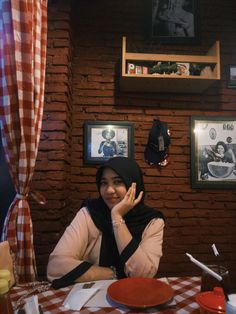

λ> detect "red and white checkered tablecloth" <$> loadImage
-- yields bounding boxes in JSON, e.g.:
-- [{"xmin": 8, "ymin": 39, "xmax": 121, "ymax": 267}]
[{"xmin": 10, "ymin": 277, "xmax": 201, "ymax": 314}]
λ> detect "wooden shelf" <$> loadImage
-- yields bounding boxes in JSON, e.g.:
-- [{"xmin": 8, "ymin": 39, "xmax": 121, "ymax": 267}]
[{"xmin": 120, "ymin": 37, "xmax": 221, "ymax": 93}]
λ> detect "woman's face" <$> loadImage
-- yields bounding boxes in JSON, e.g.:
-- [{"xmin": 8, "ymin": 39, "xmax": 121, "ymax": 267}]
[
  {"xmin": 99, "ymin": 168, "xmax": 127, "ymax": 209},
  {"xmin": 217, "ymin": 144, "xmax": 225, "ymax": 155}
]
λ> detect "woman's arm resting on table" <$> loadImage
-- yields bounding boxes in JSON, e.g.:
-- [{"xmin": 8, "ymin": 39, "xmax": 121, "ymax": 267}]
[
  {"xmin": 116, "ymin": 218, "xmax": 165, "ymax": 278},
  {"xmin": 47, "ymin": 207, "xmax": 114, "ymax": 283}
]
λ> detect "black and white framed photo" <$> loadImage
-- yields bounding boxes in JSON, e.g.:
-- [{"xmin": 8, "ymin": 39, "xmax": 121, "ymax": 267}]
[
  {"xmin": 83, "ymin": 121, "xmax": 134, "ymax": 164},
  {"xmin": 191, "ymin": 116, "xmax": 236, "ymax": 189},
  {"xmin": 227, "ymin": 64, "xmax": 236, "ymax": 88},
  {"xmin": 146, "ymin": 0, "xmax": 199, "ymax": 44}
]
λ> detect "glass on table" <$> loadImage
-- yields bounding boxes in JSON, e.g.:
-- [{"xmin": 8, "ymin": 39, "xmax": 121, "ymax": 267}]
[{"xmin": 200, "ymin": 264, "xmax": 229, "ymax": 292}]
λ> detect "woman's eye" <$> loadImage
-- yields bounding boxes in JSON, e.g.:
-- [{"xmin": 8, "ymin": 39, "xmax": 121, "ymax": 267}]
[
  {"xmin": 113, "ymin": 180, "xmax": 123, "ymax": 185},
  {"xmin": 100, "ymin": 181, "xmax": 107, "ymax": 186}
]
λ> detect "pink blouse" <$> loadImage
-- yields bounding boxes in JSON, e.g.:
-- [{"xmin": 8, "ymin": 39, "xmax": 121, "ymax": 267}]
[{"xmin": 47, "ymin": 207, "xmax": 164, "ymax": 282}]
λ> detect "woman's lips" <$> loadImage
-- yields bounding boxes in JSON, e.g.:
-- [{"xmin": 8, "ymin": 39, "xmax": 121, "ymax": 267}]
[
  {"xmin": 105, "ymin": 197, "xmax": 120, "ymax": 206},
  {"xmin": 106, "ymin": 197, "xmax": 119, "ymax": 202}
]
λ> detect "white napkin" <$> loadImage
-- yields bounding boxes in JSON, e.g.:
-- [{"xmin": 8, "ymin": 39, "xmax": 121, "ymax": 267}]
[
  {"xmin": 23, "ymin": 295, "xmax": 40, "ymax": 314},
  {"xmin": 84, "ymin": 280, "xmax": 116, "ymax": 307},
  {"xmin": 63, "ymin": 285, "xmax": 98, "ymax": 311}
]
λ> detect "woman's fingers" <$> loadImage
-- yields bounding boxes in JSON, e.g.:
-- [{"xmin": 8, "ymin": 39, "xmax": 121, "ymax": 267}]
[
  {"xmin": 126, "ymin": 183, "xmax": 143, "ymax": 206},
  {"xmin": 130, "ymin": 183, "xmax": 136, "ymax": 200},
  {"xmin": 126, "ymin": 183, "xmax": 136, "ymax": 201},
  {"xmin": 112, "ymin": 183, "xmax": 143, "ymax": 216},
  {"xmin": 133, "ymin": 191, "xmax": 143, "ymax": 206}
]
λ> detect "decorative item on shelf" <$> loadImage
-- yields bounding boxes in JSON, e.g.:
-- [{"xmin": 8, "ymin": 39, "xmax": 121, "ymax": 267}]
[
  {"xmin": 142, "ymin": 66, "xmax": 149, "ymax": 74},
  {"xmin": 127, "ymin": 63, "xmax": 150, "ymax": 75},
  {"xmin": 189, "ymin": 63, "xmax": 202, "ymax": 76},
  {"xmin": 149, "ymin": 61, "xmax": 177, "ymax": 75},
  {"xmin": 127, "ymin": 63, "xmax": 135, "ymax": 74},
  {"xmin": 189, "ymin": 63, "xmax": 215, "ymax": 76},
  {"xmin": 176, "ymin": 63, "xmax": 190, "ymax": 76},
  {"xmin": 135, "ymin": 65, "xmax": 142, "ymax": 74},
  {"xmin": 200, "ymin": 66, "xmax": 213, "ymax": 77}
]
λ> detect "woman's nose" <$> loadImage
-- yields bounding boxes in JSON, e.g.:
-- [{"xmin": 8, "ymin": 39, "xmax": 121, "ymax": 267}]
[{"xmin": 106, "ymin": 184, "xmax": 116, "ymax": 193}]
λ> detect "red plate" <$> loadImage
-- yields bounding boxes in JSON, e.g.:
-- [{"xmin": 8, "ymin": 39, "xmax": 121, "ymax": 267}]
[{"xmin": 107, "ymin": 277, "xmax": 174, "ymax": 309}]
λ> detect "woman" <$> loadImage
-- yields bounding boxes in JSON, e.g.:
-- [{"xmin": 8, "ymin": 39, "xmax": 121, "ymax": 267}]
[
  {"xmin": 213, "ymin": 141, "xmax": 236, "ymax": 163},
  {"xmin": 200, "ymin": 141, "xmax": 236, "ymax": 179},
  {"xmin": 47, "ymin": 157, "xmax": 165, "ymax": 288}
]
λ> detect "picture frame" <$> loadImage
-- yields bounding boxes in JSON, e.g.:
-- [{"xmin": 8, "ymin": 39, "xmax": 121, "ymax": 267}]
[
  {"xmin": 83, "ymin": 121, "xmax": 134, "ymax": 164},
  {"xmin": 227, "ymin": 64, "xmax": 236, "ymax": 88},
  {"xmin": 146, "ymin": 0, "xmax": 199, "ymax": 44},
  {"xmin": 190, "ymin": 116, "xmax": 236, "ymax": 189}
]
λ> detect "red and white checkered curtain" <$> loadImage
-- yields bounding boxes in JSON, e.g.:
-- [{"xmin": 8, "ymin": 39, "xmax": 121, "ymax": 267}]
[{"xmin": 0, "ymin": 0, "xmax": 47, "ymax": 282}]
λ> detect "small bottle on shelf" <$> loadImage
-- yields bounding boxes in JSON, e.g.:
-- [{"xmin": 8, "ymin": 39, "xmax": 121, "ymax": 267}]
[{"xmin": 0, "ymin": 278, "xmax": 14, "ymax": 314}]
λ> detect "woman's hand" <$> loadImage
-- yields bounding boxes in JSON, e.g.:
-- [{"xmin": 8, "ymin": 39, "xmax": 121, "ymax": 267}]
[
  {"xmin": 111, "ymin": 183, "xmax": 143, "ymax": 218},
  {"xmin": 214, "ymin": 152, "xmax": 224, "ymax": 159}
]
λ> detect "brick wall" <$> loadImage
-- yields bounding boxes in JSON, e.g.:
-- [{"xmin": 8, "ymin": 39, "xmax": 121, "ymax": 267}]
[
  {"xmin": 31, "ymin": 0, "xmax": 236, "ymax": 283},
  {"xmin": 31, "ymin": 1, "xmax": 74, "ymax": 276}
]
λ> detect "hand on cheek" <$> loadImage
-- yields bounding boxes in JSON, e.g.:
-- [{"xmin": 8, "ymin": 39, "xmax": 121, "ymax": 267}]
[{"xmin": 111, "ymin": 182, "xmax": 143, "ymax": 218}]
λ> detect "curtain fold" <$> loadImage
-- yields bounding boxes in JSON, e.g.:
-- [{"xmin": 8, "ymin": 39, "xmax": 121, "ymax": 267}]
[{"xmin": 0, "ymin": 0, "xmax": 47, "ymax": 282}]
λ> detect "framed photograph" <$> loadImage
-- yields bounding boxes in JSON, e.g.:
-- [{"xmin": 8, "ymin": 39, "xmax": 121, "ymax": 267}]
[
  {"xmin": 190, "ymin": 116, "xmax": 236, "ymax": 189},
  {"xmin": 227, "ymin": 65, "xmax": 236, "ymax": 88},
  {"xmin": 83, "ymin": 121, "xmax": 134, "ymax": 164},
  {"xmin": 146, "ymin": 0, "xmax": 199, "ymax": 44}
]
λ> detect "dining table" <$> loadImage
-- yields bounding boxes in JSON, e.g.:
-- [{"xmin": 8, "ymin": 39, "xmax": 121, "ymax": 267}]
[{"xmin": 10, "ymin": 276, "xmax": 201, "ymax": 314}]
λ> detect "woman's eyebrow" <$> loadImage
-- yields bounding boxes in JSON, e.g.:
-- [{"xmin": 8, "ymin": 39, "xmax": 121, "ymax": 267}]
[
  {"xmin": 112, "ymin": 176, "xmax": 122, "ymax": 180},
  {"xmin": 101, "ymin": 175, "xmax": 121, "ymax": 180}
]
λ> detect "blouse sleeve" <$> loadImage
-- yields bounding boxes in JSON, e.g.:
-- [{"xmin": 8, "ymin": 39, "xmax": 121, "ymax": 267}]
[
  {"xmin": 47, "ymin": 207, "xmax": 99, "ymax": 281},
  {"xmin": 123, "ymin": 218, "xmax": 165, "ymax": 278}
]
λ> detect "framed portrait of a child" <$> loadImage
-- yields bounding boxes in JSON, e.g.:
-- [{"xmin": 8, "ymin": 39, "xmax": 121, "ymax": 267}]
[{"xmin": 83, "ymin": 121, "xmax": 134, "ymax": 164}]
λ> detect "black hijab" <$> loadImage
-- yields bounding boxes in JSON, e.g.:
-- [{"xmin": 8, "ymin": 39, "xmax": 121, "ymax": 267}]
[{"xmin": 83, "ymin": 157, "xmax": 164, "ymax": 277}]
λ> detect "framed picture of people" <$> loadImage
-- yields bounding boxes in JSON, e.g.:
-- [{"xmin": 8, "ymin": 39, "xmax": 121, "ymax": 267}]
[
  {"xmin": 227, "ymin": 64, "xmax": 236, "ymax": 88},
  {"xmin": 146, "ymin": 0, "xmax": 199, "ymax": 44},
  {"xmin": 191, "ymin": 116, "xmax": 236, "ymax": 189},
  {"xmin": 83, "ymin": 121, "xmax": 134, "ymax": 164}
]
